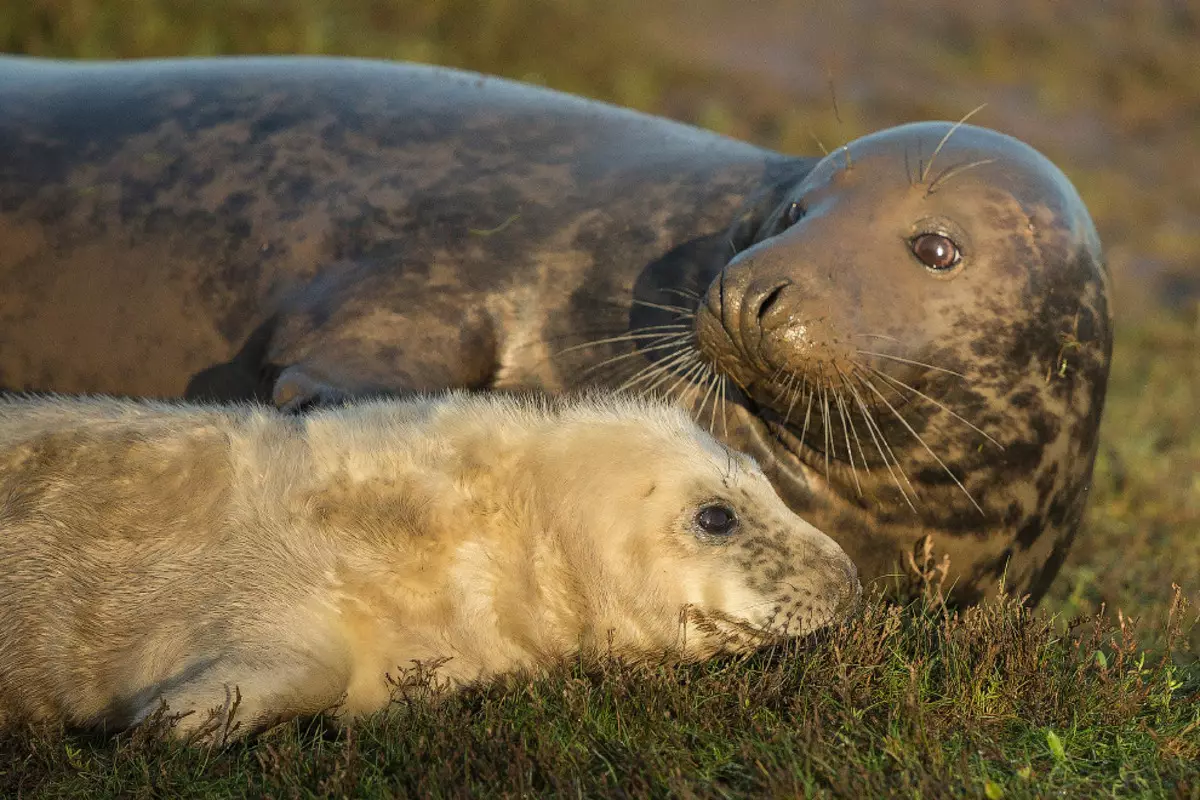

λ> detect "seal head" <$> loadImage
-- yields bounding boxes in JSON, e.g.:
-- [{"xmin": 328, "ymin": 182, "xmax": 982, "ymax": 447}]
[
  {"xmin": 528, "ymin": 397, "xmax": 862, "ymax": 653},
  {"xmin": 692, "ymin": 122, "xmax": 1112, "ymax": 603}
]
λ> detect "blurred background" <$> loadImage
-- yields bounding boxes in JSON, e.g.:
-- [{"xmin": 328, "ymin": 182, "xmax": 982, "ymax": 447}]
[{"xmin": 2, "ymin": 0, "xmax": 1197, "ymax": 651}]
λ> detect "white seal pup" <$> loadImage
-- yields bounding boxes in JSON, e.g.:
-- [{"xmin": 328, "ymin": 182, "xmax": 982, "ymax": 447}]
[{"xmin": 0, "ymin": 392, "xmax": 860, "ymax": 741}]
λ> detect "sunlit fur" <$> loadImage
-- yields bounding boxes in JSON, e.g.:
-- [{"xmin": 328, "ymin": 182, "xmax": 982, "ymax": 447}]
[{"xmin": 0, "ymin": 392, "xmax": 859, "ymax": 741}]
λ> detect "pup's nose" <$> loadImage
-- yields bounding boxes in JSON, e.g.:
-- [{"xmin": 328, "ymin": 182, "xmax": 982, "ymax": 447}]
[
  {"xmin": 834, "ymin": 563, "xmax": 864, "ymax": 619},
  {"xmin": 822, "ymin": 546, "xmax": 863, "ymax": 621}
]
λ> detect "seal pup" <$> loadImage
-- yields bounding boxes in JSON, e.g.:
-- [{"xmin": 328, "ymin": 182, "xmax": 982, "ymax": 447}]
[
  {"xmin": 0, "ymin": 57, "xmax": 1111, "ymax": 603},
  {"xmin": 0, "ymin": 392, "xmax": 860, "ymax": 741}
]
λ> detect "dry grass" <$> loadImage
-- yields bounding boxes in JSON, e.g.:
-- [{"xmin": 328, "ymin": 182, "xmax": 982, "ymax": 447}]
[{"xmin": 2, "ymin": 591, "xmax": 1196, "ymax": 798}]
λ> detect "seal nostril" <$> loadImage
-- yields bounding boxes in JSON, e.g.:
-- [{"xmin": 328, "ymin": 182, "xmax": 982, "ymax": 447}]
[{"xmin": 756, "ymin": 283, "xmax": 788, "ymax": 322}]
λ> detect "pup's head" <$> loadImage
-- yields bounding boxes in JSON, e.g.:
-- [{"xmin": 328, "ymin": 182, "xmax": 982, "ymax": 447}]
[{"xmin": 534, "ymin": 395, "xmax": 862, "ymax": 657}]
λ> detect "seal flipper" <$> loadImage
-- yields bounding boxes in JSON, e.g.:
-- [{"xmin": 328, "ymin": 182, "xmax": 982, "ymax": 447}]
[
  {"xmin": 130, "ymin": 656, "xmax": 350, "ymax": 744},
  {"xmin": 272, "ymin": 365, "xmax": 356, "ymax": 413},
  {"xmin": 252, "ymin": 262, "xmax": 501, "ymax": 411},
  {"xmin": 265, "ymin": 323, "xmax": 499, "ymax": 411},
  {"xmin": 263, "ymin": 302, "xmax": 500, "ymax": 412}
]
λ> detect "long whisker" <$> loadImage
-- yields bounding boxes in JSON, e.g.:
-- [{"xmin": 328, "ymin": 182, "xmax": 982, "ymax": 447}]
[
  {"xmin": 659, "ymin": 287, "xmax": 703, "ymax": 302},
  {"xmin": 766, "ymin": 363, "xmax": 787, "ymax": 388},
  {"xmin": 783, "ymin": 364, "xmax": 811, "ymax": 426},
  {"xmin": 579, "ymin": 333, "xmax": 695, "ymax": 375},
  {"xmin": 853, "ymin": 332, "xmax": 903, "ymax": 343},
  {"xmin": 718, "ymin": 373, "xmax": 729, "ymax": 439},
  {"xmin": 926, "ymin": 158, "xmax": 996, "ymax": 196},
  {"xmin": 800, "ymin": 386, "xmax": 816, "ymax": 446},
  {"xmin": 772, "ymin": 371, "xmax": 795, "ymax": 414},
  {"xmin": 697, "ymin": 368, "xmax": 721, "ymax": 433},
  {"xmin": 920, "ymin": 103, "xmax": 988, "ymax": 183},
  {"xmin": 575, "ymin": 329, "xmax": 693, "ymax": 355},
  {"xmin": 585, "ymin": 333, "xmax": 691, "ymax": 362},
  {"xmin": 834, "ymin": 368, "xmax": 870, "ymax": 491},
  {"xmin": 557, "ymin": 324, "xmax": 692, "ymax": 354},
  {"xmin": 856, "ymin": 350, "xmax": 967, "ymax": 378},
  {"xmin": 629, "ymin": 299, "xmax": 695, "ymax": 316},
  {"xmin": 821, "ymin": 382, "xmax": 832, "ymax": 478},
  {"xmin": 636, "ymin": 363, "xmax": 700, "ymax": 406},
  {"xmin": 782, "ymin": 371, "xmax": 802, "ymax": 425},
  {"xmin": 683, "ymin": 360, "xmax": 713, "ymax": 405},
  {"xmin": 868, "ymin": 366, "xmax": 1002, "ymax": 448},
  {"xmin": 832, "ymin": 380, "xmax": 861, "ymax": 496},
  {"xmin": 660, "ymin": 358, "xmax": 708, "ymax": 405},
  {"xmin": 857, "ymin": 372, "xmax": 984, "ymax": 514},
  {"xmin": 615, "ymin": 347, "xmax": 696, "ymax": 394},
  {"xmin": 633, "ymin": 351, "xmax": 702, "ymax": 398},
  {"xmin": 845, "ymin": 371, "xmax": 916, "ymax": 510},
  {"xmin": 850, "ymin": 370, "xmax": 918, "ymax": 497}
]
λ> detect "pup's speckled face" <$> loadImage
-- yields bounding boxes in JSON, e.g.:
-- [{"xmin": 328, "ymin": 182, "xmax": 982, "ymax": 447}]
[
  {"xmin": 546, "ymin": 401, "xmax": 861, "ymax": 653},
  {"xmin": 657, "ymin": 446, "xmax": 863, "ymax": 648}
]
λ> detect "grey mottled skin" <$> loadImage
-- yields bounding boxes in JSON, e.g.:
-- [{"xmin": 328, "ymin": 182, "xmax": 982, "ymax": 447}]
[{"xmin": 0, "ymin": 57, "xmax": 1112, "ymax": 604}]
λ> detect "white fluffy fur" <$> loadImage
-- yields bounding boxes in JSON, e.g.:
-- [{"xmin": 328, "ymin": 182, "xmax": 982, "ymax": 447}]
[{"xmin": 0, "ymin": 391, "xmax": 859, "ymax": 741}]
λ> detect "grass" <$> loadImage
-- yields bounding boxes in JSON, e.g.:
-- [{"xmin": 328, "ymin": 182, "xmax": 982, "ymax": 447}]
[
  {"xmin": 1050, "ymin": 313, "xmax": 1200, "ymax": 658},
  {"xmin": 3, "ymin": 592, "xmax": 1197, "ymax": 798},
  {"xmin": 1, "ymin": 0, "xmax": 1198, "ymax": 795}
]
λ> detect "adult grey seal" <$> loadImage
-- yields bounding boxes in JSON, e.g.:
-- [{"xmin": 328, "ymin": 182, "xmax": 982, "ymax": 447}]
[
  {"xmin": 0, "ymin": 56, "xmax": 1112, "ymax": 604},
  {"xmin": 0, "ymin": 391, "xmax": 860, "ymax": 742}
]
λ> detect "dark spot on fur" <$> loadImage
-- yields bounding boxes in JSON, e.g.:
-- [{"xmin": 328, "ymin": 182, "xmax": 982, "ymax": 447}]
[
  {"xmin": 1015, "ymin": 518, "xmax": 1043, "ymax": 550},
  {"xmin": 1001, "ymin": 441, "xmax": 1043, "ymax": 474},
  {"xmin": 248, "ymin": 108, "xmax": 312, "ymax": 143},
  {"xmin": 1008, "ymin": 387, "xmax": 1040, "ymax": 410},
  {"xmin": 219, "ymin": 191, "xmax": 253, "ymax": 216}
]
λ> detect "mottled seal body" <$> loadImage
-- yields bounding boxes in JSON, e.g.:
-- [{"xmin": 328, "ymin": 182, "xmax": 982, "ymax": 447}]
[
  {"xmin": 0, "ymin": 392, "xmax": 859, "ymax": 740},
  {"xmin": 0, "ymin": 56, "xmax": 784, "ymax": 403},
  {"xmin": 0, "ymin": 57, "xmax": 1112, "ymax": 603}
]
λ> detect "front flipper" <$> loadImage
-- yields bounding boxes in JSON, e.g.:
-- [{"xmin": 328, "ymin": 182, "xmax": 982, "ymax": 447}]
[
  {"xmin": 186, "ymin": 262, "xmax": 502, "ymax": 411},
  {"xmin": 127, "ymin": 657, "xmax": 350, "ymax": 746},
  {"xmin": 263, "ymin": 265, "xmax": 500, "ymax": 412},
  {"xmin": 271, "ymin": 364, "xmax": 356, "ymax": 413}
]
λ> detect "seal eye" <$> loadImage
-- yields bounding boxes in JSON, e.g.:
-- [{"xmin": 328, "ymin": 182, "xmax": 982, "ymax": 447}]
[
  {"xmin": 784, "ymin": 201, "xmax": 805, "ymax": 227},
  {"xmin": 695, "ymin": 504, "xmax": 738, "ymax": 536},
  {"xmin": 911, "ymin": 233, "xmax": 961, "ymax": 271}
]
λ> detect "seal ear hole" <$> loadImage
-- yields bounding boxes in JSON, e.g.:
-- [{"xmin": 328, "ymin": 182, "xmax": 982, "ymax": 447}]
[
  {"xmin": 695, "ymin": 503, "xmax": 738, "ymax": 538},
  {"xmin": 784, "ymin": 201, "xmax": 806, "ymax": 228},
  {"xmin": 910, "ymin": 232, "xmax": 962, "ymax": 272}
]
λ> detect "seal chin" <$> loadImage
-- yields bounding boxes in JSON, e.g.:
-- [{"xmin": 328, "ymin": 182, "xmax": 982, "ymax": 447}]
[{"xmin": 685, "ymin": 577, "xmax": 862, "ymax": 651}]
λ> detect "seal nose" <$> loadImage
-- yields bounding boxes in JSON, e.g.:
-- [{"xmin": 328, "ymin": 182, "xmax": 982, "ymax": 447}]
[
  {"xmin": 750, "ymin": 280, "xmax": 790, "ymax": 323},
  {"xmin": 816, "ymin": 541, "xmax": 863, "ymax": 622},
  {"xmin": 834, "ymin": 560, "xmax": 864, "ymax": 620},
  {"xmin": 737, "ymin": 278, "xmax": 795, "ymax": 352},
  {"xmin": 703, "ymin": 259, "xmax": 786, "ymax": 333},
  {"xmin": 744, "ymin": 281, "xmax": 792, "ymax": 328}
]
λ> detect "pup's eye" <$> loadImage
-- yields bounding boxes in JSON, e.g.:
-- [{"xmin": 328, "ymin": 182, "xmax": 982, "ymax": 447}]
[
  {"xmin": 911, "ymin": 233, "xmax": 961, "ymax": 271},
  {"xmin": 695, "ymin": 504, "xmax": 738, "ymax": 536},
  {"xmin": 784, "ymin": 201, "xmax": 805, "ymax": 227}
]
